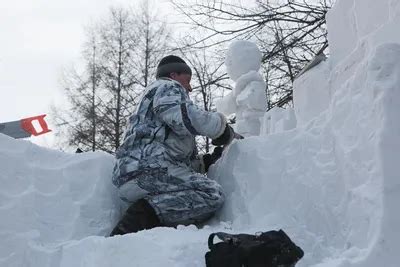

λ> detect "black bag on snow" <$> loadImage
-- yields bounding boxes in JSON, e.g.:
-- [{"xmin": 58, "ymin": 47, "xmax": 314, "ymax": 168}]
[{"xmin": 205, "ymin": 229, "xmax": 304, "ymax": 267}]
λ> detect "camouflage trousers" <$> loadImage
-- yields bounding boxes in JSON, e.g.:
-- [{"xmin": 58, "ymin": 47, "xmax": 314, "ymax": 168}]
[{"xmin": 117, "ymin": 164, "xmax": 225, "ymax": 226}]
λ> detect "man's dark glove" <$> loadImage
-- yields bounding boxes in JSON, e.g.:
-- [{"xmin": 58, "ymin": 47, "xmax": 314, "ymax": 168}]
[
  {"xmin": 212, "ymin": 125, "xmax": 235, "ymax": 146},
  {"xmin": 203, "ymin": 146, "xmax": 224, "ymax": 173},
  {"xmin": 212, "ymin": 125, "xmax": 244, "ymax": 146}
]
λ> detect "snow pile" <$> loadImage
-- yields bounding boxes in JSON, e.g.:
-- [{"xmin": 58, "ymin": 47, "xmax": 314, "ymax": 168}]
[
  {"xmin": 0, "ymin": 0, "xmax": 400, "ymax": 266},
  {"xmin": 0, "ymin": 134, "xmax": 120, "ymax": 266},
  {"xmin": 0, "ymin": 134, "xmax": 229, "ymax": 267},
  {"xmin": 217, "ymin": 40, "xmax": 267, "ymax": 136}
]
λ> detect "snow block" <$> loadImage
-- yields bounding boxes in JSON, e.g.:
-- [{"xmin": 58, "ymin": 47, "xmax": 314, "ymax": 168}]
[
  {"xmin": 326, "ymin": 0, "xmax": 358, "ymax": 66},
  {"xmin": 260, "ymin": 107, "xmax": 296, "ymax": 135},
  {"xmin": 350, "ymin": 43, "xmax": 400, "ymax": 267},
  {"xmin": 293, "ymin": 60, "xmax": 330, "ymax": 126},
  {"xmin": 0, "ymin": 134, "xmax": 119, "ymax": 266}
]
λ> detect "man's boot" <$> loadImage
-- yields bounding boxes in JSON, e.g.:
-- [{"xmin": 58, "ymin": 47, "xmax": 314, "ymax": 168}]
[{"xmin": 110, "ymin": 199, "xmax": 161, "ymax": 236}]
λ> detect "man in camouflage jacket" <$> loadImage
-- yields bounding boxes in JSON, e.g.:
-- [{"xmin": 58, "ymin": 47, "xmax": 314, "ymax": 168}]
[{"xmin": 110, "ymin": 55, "xmax": 236, "ymax": 236}]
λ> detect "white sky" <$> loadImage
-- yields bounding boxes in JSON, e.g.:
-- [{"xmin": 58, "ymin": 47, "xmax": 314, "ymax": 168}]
[{"xmin": 0, "ymin": 0, "xmax": 172, "ymax": 148}]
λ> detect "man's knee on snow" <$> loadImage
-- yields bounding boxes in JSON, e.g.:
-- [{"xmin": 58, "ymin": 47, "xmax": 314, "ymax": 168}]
[
  {"xmin": 110, "ymin": 198, "xmax": 161, "ymax": 236},
  {"xmin": 144, "ymin": 178, "xmax": 225, "ymax": 227},
  {"xmin": 202, "ymin": 178, "xmax": 225, "ymax": 209}
]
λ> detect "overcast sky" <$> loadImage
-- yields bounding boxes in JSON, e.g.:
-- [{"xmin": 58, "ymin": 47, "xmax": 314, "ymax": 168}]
[{"xmin": 0, "ymin": 0, "xmax": 171, "ymax": 148}]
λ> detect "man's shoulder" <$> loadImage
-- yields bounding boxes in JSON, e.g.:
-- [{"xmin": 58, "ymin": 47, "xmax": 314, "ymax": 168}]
[
  {"xmin": 153, "ymin": 78, "xmax": 182, "ymax": 88},
  {"xmin": 151, "ymin": 78, "xmax": 184, "ymax": 97}
]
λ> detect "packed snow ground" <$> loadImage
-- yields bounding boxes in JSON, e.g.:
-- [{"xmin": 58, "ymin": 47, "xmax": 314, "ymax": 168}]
[{"xmin": 1, "ymin": 0, "xmax": 400, "ymax": 266}]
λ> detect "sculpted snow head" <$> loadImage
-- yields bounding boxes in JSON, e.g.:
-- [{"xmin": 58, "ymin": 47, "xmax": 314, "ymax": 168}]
[{"xmin": 225, "ymin": 40, "xmax": 262, "ymax": 81}]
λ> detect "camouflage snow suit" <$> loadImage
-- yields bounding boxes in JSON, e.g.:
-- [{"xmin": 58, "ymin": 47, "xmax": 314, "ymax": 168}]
[{"xmin": 112, "ymin": 78, "xmax": 227, "ymax": 226}]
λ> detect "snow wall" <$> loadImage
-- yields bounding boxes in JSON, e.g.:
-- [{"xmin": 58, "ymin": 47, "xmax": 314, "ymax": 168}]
[
  {"xmin": 0, "ymin": 0, "xmax": 400, "ymax": 266},
  {"xmin": 0, "ymin": 136, "xmax": 120, "ymax": 266},
  {"xmin": 212, "ymin": 0, "xmax": 400, "ymax": 266}
]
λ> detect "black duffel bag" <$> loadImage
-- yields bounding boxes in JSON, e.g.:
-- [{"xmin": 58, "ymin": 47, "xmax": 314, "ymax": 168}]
[{"xmin": 205, "ymin": 229, "xmax": 304, "ymax": 267}]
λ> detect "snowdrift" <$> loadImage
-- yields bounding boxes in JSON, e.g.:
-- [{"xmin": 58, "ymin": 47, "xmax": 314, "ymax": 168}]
[
  {"xmin": 0, "ymin": 135, "xmax": 119, "ymax": 266},
  {"xmin": 0, "ymin": 135, "xmax": 228, "ymax": 267},
  {"xmin": 1, "ymin": 0, "xmax": 399, "ymax": 266}
]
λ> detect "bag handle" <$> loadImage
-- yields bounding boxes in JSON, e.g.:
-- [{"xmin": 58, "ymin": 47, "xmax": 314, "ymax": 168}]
[{"xmin": 208, "ymin": 232, "xmax": 238, "ymax": 249}]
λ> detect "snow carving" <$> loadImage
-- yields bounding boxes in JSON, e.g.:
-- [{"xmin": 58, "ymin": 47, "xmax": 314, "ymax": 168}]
[
  {"xmin": 260, "ymin": 107, "xmax": 297, "ymax": 135},
  {"xmin": 217, "ymin": 40, "xmax": 267, "ymax": 136}
]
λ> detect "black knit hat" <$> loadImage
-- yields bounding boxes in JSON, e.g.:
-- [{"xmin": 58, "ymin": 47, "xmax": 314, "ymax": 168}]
[{"xmin": 156, "ymin": 55, "xmax": 192, "ymax": 78}]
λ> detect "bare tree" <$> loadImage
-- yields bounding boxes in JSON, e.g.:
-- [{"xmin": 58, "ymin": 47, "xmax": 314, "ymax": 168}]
[
  {"xmin": 96, "ymin": 7, "xmax": 139, "ymax": 152},
  {"xmin": 95, "ymin": 4, "xmax": 170, "ymax": 152},
  {"xmin": 52, "ymin": 28, "xmax": 102, "ymax": 151},
  {"xmin": 54, "ymin": 4, "xmax": 171, "ymax": 153},
  {"xmin": 171, "ymin": 0, "xmax": 333, "ymax": 108},
  {"xmin": 86, "ymin": 30, "xmax": 100, "ymax": 151},
  {"xmin": 131, "ymin": 1, "xmax": 171, "ymax": 88}
]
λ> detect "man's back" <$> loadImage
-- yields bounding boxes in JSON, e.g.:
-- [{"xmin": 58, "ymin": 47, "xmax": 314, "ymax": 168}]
[{"xmin": 112, "ymin": 78, "xmax": 197, "ymax": 187}]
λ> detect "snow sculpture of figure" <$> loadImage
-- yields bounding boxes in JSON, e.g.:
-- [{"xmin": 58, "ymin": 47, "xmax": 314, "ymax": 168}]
[{"xmin": 217, "ymin": 40, "xmax": 267, "ymax": 136}]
